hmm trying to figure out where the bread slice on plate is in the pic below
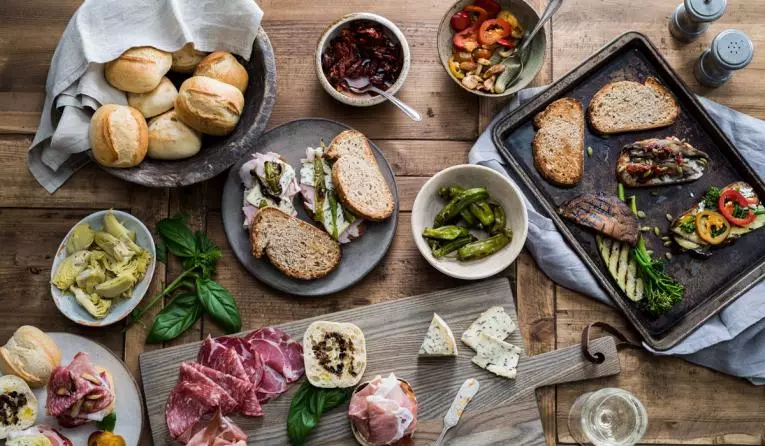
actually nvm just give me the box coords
[325,130,377,166]
[250,207,341,280]
[332,155,394,221]
[532,98,585,186]
[588,76,679,134]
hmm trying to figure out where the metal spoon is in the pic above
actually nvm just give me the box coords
[344,76,422,121]
[502,0,563,88]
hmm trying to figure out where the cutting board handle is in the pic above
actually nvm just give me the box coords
[517,336,621,391]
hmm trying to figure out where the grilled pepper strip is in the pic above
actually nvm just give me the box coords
[718,189,757,226]
[438,185,465,200]
[423,225,470,241]
[263,161,283,196]
[460,208,479,227]
[435,187,489,226]
[489,203,506,234]
[457,232,512,261]
[695,210,731,245]
[433,235,477,258]
[469,202,495,227]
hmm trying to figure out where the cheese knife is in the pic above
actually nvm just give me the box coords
[435,378,480,446]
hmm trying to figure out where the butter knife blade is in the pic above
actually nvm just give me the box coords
[444,378,480,427]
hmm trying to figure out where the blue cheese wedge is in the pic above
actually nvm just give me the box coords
[471,333,522,379]
[461,306,516,351]
[419,313,458,356]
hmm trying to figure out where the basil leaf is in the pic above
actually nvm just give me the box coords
[287,382,352,445]
[146,293,203,344]
[157,214,196,258]
[96,411,117,432]
[155,239,168,264]
[196,279,241,333]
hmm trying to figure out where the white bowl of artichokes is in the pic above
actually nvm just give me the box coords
[50,210,156,327]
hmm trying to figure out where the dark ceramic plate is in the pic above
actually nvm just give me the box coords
[221,118,399,296]
[99,28,277,187]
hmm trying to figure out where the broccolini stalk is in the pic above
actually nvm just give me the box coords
[632,238,684,316]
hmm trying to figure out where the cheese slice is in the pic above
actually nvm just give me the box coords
[471,333,522,379]
[418,313,458,356]
[461,306,516,351]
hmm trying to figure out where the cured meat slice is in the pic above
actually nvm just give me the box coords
[348,374,418,445]
[178,363,238,414]
[166,380,236,440]
[197,335,249,382]
[255,364,287,403]
[7,426,73,446]
[187,362,262,417]
[217,336,265,387]
[246,328,304,383]
[186,408,248,446]
[46,352,114,421]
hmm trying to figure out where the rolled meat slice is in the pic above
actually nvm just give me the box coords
[348,374,418,446]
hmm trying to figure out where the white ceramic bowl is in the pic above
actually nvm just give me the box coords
[316,12,411,107]
[412,164,528,280]
[50,210,156,327]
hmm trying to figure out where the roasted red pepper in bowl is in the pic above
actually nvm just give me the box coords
[478,19,512,45]
[450,10,472,31]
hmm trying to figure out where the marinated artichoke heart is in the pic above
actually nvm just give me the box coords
[52,250,91,290]
[76,266,106,293]
[66,223,95,254]
[95,272,136,299]
[71,286,112,319]
[95,231,135,263]
[104,210,141,250]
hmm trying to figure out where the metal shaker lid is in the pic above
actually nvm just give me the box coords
[711,29,754,70]
[684,0,726,22]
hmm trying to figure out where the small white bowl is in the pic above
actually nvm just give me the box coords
[50,210,156,327]
[316,12,411,107]
[412,164,528,280]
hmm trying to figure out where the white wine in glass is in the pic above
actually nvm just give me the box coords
[567,388,648,446]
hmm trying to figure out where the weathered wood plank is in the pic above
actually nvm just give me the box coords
[555,287,765,445]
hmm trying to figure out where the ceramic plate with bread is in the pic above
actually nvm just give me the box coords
[90,29,276,187]
[221,118,399,296]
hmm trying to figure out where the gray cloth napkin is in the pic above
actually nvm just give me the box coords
[470,86,765,385]
[28,0,264,193]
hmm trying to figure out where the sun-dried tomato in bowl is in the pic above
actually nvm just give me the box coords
[321,20,404,93]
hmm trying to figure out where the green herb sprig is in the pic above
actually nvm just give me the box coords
[632,237,685,316]
[127,214,241,343]
[287,381,352,445]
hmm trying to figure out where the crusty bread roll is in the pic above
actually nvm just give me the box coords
[127,76,178,118]
[104,46,172,93]
[175,76,245,136]
[194,51,249,92]
[89,104,149,168]
[303,321,366,388]
[171,43,209,73]
[0,326,61,388]
[147,110,202,160]
[0,375,37,439]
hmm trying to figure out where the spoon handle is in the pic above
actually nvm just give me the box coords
[370,86,422,121]
[519,0,563,54]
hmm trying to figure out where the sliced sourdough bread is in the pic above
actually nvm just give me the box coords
[325,130,377,166]
[332,155,395,221]
[588,76,679,134]
[250,207,341,280]
[532,98,585,186]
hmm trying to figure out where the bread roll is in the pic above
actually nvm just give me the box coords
[127,76,178,118]
[171,43,209,73]
[175,76,245,136]
[194,51,249,92]
[89,104,149,168]
[148,110,202,160]
[104,46,172,93]
[0,326,61,388]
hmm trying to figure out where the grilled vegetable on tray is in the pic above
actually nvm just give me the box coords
[558,193,639,245]
[616,137,710,186]
[670,181,765,254]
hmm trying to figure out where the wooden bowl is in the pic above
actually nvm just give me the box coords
[437,0,545,97]
[99,28,277,187]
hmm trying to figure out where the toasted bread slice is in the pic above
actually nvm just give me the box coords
[250,207,341,280]
[588,77,679,134]
[532,98,585,186]
[325,130,377,166]
[332,156,394,221]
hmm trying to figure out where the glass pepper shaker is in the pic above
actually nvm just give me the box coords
[669,0,727,42]
[695,29,754,87]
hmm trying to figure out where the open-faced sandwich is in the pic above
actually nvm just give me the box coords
[240,152,300,229]
[6,425,72,446]
[671,182,765,255]
[616,137,710,187]
[46,352,115,427]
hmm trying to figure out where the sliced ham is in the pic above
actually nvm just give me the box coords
[187,362,262,417]
[217,336,265,387]
[186,408,248,446]
[246,328,304,383]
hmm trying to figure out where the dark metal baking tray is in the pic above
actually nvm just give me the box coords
[491,31,765,350]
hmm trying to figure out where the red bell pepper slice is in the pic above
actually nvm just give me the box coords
[718,189,757,226]
[478,19,512,45]
[473,0,501,17]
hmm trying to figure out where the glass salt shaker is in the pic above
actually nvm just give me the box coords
[695,29,754,87]
[669,0,726,42]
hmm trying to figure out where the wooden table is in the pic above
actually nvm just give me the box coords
[1,0,764,444]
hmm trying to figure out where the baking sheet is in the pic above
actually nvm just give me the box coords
[491,32,765,350]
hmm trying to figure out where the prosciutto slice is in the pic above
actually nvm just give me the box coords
[166,380,236,440]
[186,409,248,446]
[254,364,287,403]
[217,336,265,387]
[187,362,262,417]
[178,363,238,414]
[45,352,115,426]
[197,336,249,382]
[246,328,305,383]
[348,374,418,446]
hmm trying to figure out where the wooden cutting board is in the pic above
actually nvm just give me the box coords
[140,278,620,445]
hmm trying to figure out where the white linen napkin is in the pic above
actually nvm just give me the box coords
[28,0,264,193]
